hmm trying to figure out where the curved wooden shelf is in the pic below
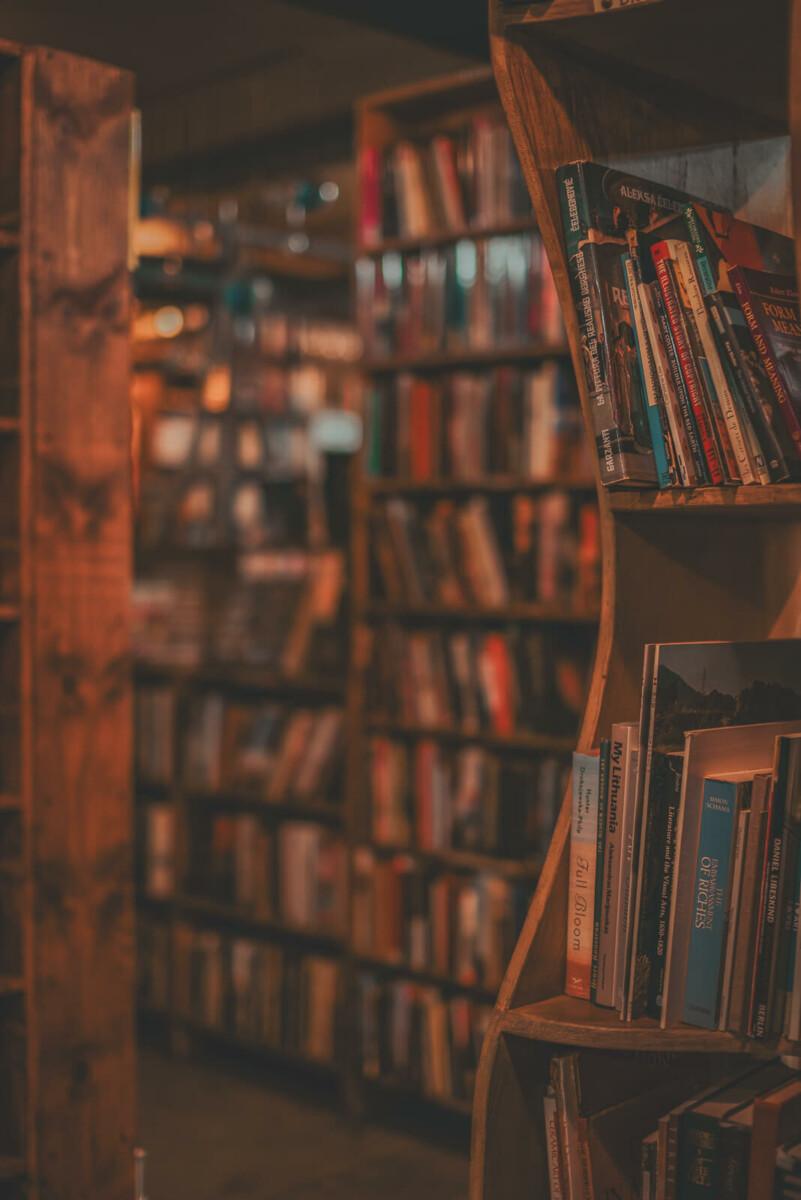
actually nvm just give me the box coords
[363,343,570,374]
[357,215,539,258]
[471,4,801,1200]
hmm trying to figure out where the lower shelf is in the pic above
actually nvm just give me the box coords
[353,953,498,1002]
[364,1072,473,1118]
[501,993,801,1057]
[174,1015,340,1076]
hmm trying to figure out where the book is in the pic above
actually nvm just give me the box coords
[729,266,801,460]
[556,160,723,484]
[543,1087,567,1200]
[660,720,801,1030]
[591,739,614,1006]
[717,805,750,1032]
[612,722,639,1012]
[566,751,601,1000]
[628,639,801,1023]
[727,771,774,1035]
[743,1077,801,1200]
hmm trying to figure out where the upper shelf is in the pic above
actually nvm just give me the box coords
[609,484,801,517]
[496,0,790,134]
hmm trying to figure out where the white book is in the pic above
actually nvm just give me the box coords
[543,1089,565,1200]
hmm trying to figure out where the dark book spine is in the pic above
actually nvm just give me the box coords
[719,1123,750,1200]
[706,294,786,483]
[631,750,683,1021]
[652,246,724,483]
[654,285,710,484]
[679,1112,721,1199]
[556,163,654,485]
[590,738,611,1003]
[729,266,801,455]
[749,741,788,1039]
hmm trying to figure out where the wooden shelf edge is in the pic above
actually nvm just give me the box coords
[365,475,595,496]
[610,484,801,515]
[185,788,344,824]
[363,343,571,374]
[365,718,576,754]
[353,952,498,1002]
[358,216,539,258]
[359,840,542,879]
[176,895,346,950]
[175,1015,341,1076]
[362,601,600,625]
[501,994,790,1056]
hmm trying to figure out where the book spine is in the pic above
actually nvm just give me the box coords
[556,163,655,485]
[641,1137,656,1200]
[614,737,639,1013]
[678,1112,720,1199]
[599,728,627,1009]
[590,738,611,1003]
[566,753,600,1000]
[682,203,716,297]
[730,266,801,456]
[718,1123,750,1200]
[749,745,787,1039]
[718,808,749,1031]
[639,280,694,487]
[623,252,672,487]
[653,281,710,484]
[675,241,754,483]
[652,245,724,484]
[705,295,773,485]
[551,1056,584,1200]
[787,849,801,1040]
[681,777,738,1030]
[543,1090,566,1200]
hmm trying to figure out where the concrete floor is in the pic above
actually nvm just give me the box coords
[138,1046,469,1200]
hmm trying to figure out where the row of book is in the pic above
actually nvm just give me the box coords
[370,493,601,610]
[183,695,344,806]
[358,972,493,1106]
[559,159,801,487]
[355,234,564,360]
[567,637,801,1042]
[543,1048,801,1200]
[366,624,594,737]
[351,848,530,991]
[173,923,340,1064]
[358,116,531,245]
[364,363,590,482]
[187,818,347,937]
[148,409,318,479]
[368,736,567,859]
[141,803,175,899]
[135,358,363,421]
[134,554,345,674]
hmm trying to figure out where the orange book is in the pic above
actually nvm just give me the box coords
[410,380,433,481]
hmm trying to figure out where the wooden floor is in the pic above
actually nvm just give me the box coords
[137,1046,469,1200]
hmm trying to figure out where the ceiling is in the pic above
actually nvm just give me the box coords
[0,0,484,170]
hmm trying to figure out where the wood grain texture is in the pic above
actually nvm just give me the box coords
[471,3,801,1198]
[25,46,135,1200]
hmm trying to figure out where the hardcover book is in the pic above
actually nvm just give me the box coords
[628,639,801,1022]
[566,751,601,1000]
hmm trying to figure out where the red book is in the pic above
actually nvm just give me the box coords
[358,144,382,247]
[652,240,724,484]
[410,380,435,480]
[415,741,435,851]
[482,633,515,737]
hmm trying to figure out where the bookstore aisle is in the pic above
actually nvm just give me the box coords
[138,1047,468,1200]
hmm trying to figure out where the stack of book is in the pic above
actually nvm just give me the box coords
[213,550,346,677]
[368,736,566,859]
[351,849,530,991]
[173,923,340,1065]
[541,1049,801,1200]
[358,971,493,1107]
[185,812,273,915]
[558,160,801,487]
[365,364,589,482]
[356,233,564,360]
[567,638,801,1040]
[358,114,531,244]
[183,694,344,807]
[367,624,595,737]
[135,685,175,784]
[370,493,600,610]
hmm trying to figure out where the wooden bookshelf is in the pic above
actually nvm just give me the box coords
[471,3,801,1198]
[0,40,135,1200]
[350,67,600,1121]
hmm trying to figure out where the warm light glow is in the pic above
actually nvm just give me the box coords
[153,306,184,338]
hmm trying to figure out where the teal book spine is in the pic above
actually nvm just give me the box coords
[622,251,671,488]
[590,738,611,1002]
[682,776,738,1029]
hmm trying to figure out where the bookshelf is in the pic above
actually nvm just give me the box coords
[0,41,134,1200]
[470,2,801,1198]
[350,68,601,1118]
[132,186,356,1091]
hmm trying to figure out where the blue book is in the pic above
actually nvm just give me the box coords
[682,776,742,1029]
